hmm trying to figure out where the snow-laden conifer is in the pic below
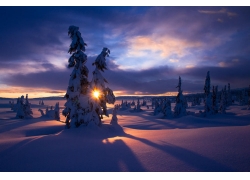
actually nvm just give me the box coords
[16,94,33,119]
[24,94,33,118]
[173,76,186,117]
[212,85,219,113]
[62,26,89,128]
[153,100,161,115]
[204,71,213,116]
[88,47,116,124]
[227,83,232,106]
[40,102,60,120]
[219,86,227,113]
[110,105,118,125]
[16,96,25,119]
[131,99,135,106]
[162,98,172,118]
[54,102,60,121]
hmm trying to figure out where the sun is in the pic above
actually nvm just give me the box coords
[93,91,99,98]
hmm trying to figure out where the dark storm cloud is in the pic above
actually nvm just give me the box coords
[0,7,118,62]
[2,68,71,90]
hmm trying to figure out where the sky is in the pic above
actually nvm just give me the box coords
[0,4,250,98]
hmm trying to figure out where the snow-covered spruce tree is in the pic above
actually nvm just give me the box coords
[131,99,135,106]
[162,98,172,118]
[153,99,161,115]
[173,76,186,117]
[54,102,60,121]
[136,98,141,111]
[16,94,33,119]
[212,85,219,113]
[24,94,33,118]
[88,47,116,124]
[62,26,89,128]
[151,98,155,109]
[110,105,118,125]
[204,71,213,116]
[219,86,226,113]
[227,83,232,106]
[16,96,25,119]
[239,89,248,105]
[9,100,16,111]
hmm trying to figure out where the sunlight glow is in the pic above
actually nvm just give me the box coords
[93,91,100,98]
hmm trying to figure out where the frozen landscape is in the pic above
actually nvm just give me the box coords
[1,6,250,174]
[0,98,250,172]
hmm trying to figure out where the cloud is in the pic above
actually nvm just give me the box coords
[198,8,238,17]
[115,35,203,70]
[217,18,224,23]
[1,55,250,97]
[128,36,202,58]
[1,7,250,97]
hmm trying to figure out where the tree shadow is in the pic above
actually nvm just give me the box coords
[123,133,235,172]
[0,122,245,172]
[0,116,63,134]
[0,124,146,172]
[121,110,250,130]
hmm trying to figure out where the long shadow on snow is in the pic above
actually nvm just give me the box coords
[124,133,235,172]
[121,111,250,130]
[0,124,146,172]
[0,116,64,134]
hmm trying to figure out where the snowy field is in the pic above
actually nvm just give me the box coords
[0,99,250,172]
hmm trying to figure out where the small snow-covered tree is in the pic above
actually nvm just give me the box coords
[212,85,219,113]
[110,105,118,125]
[54,102,60,121]
[9,100,15,111]
[162,98,172,118]
[16,96,25,119]
[239,89,248,105]
[204,71,213,116]
[153,99,161,115]
[136,99,141,111]
[131,99,135,106]
[142,99,147,106]
[16,94,33,119]
[219,86,227,113]
[151,98,155,109]
[24,94,33,118]
[38,109,45,116]
[173,76,186,117]
[40,102,60,120]
[62,25,89,128]
[227,83,232,106]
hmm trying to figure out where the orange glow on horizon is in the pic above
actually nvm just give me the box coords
[0,86,65,98]
[0,86,199,99]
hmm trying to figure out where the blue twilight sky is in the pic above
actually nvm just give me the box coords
[0,6,250,98]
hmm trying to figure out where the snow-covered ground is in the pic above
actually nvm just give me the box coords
[0,99,250,172]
